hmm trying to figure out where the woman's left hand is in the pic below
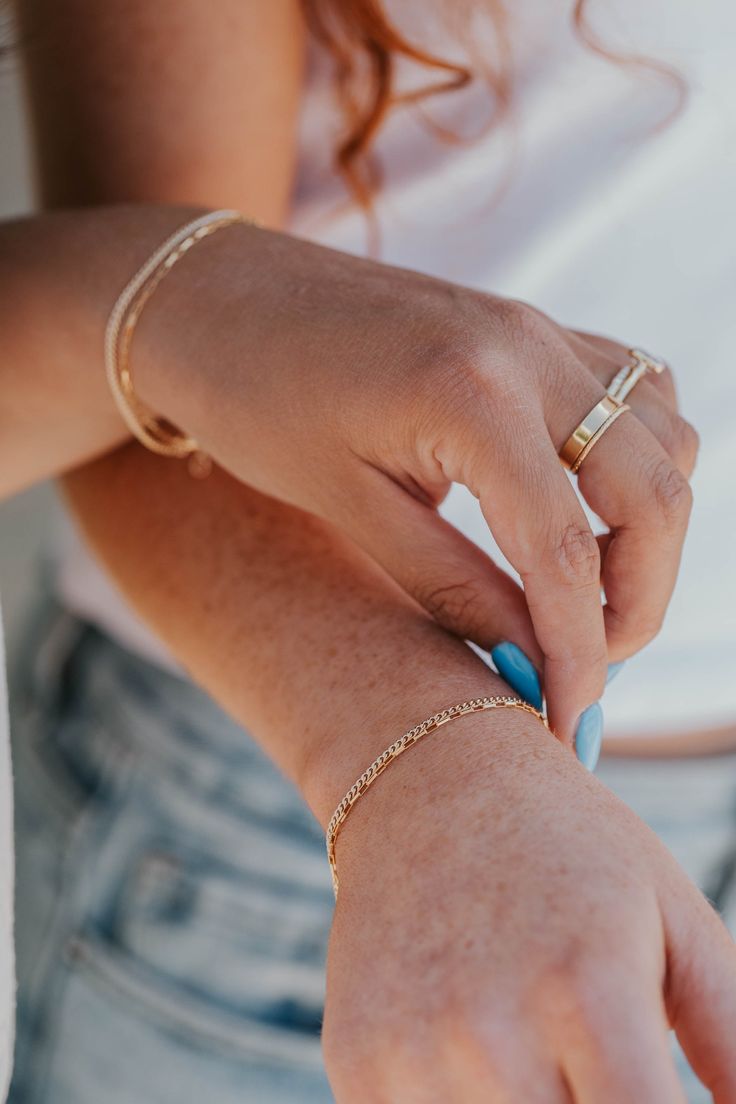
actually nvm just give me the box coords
[323,709,736,1103]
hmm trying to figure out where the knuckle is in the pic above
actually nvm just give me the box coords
[493,298,550,361]
[420,329,494,427]
[494,296,550,336]
[649,458,693,528]
[416,576,485,636]
[551,523,601,586]
[399,296,485,395]
[426,297,548,437]
[418,328,476,392]
[495,296,533,331]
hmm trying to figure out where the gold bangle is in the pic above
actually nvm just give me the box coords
[105,210,253,475]
[325,696,548,898]
[559,394,629,474]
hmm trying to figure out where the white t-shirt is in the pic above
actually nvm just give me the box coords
[58,0,736,735]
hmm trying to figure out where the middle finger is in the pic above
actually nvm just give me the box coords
[541,352,692,663]
[568,333,699,477]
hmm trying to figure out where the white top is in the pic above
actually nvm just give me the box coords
[57,0,736,734]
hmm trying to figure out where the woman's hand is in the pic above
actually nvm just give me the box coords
[65,436,730,1101]
[136,223,699,740]
[323,710,736,1103]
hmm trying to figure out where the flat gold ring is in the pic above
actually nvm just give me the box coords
[607,347,667,403]
[559,394,630,474]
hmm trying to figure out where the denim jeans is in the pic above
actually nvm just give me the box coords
[8,603,736,1102]
[8,606,335,1103]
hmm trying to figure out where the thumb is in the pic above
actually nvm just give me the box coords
[664,883,736,1101]
[331,463,542,670]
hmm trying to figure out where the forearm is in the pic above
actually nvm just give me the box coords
[18,0,510,818]
[0,204,204,496]
[14,0,304,220]
[62,446,522,827]
[8,0,303,495]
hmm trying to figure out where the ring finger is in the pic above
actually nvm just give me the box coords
[569,330,678,408]
[567,332,699,477]
[542,353,692,662]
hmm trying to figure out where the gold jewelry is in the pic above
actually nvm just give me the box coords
[607,347,667,404]
[559,394,629,474]
[326,696,548,898]
[105,210,252,475]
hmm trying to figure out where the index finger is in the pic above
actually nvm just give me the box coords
[471,413,609,742]
[576,412,693,659]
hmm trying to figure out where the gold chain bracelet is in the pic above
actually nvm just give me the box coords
[105,209,253,476]
[326,696,548,898]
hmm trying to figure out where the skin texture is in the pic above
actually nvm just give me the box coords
[13,0,700,741]
[0,205,204,492]
[0,203,698,742]
[65,449,736,1103]
[8,0,735,1098]
[131,229,699,746]
[0,206,717,752]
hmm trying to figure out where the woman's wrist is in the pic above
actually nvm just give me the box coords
[0,204,206,494]
[299,661,522,831]
[131,218,262,438]
[325,696,548,898]
[323,704,552,905]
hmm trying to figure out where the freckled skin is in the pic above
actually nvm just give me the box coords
[11,0,729,1097]
[10,0,699,745]
[65,449,736,1102]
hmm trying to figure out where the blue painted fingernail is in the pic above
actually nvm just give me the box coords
[606,661,626,685]
[490,642,543,711]
[575,702,604,771]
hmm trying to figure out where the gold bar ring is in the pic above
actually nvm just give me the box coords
[559,394,630,474]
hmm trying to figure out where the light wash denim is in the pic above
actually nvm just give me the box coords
[8,605,335,1103]
[8,603,736,1102]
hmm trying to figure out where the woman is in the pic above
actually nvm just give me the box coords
[2,0,735,1101]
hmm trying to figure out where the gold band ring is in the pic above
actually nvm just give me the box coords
[560,394,630,474]
[607,347,667,403]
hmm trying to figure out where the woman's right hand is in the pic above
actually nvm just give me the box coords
[136,222,699,741]
[322,708,736,1102]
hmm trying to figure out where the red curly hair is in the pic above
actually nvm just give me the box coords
[301,0,683,208]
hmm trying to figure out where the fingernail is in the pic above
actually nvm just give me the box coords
[606,661,626,685]
[575,702,604,771]
[490,642,543,711]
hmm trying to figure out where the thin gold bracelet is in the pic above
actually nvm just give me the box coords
[326,696,548,898]
[105,209,253,476]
